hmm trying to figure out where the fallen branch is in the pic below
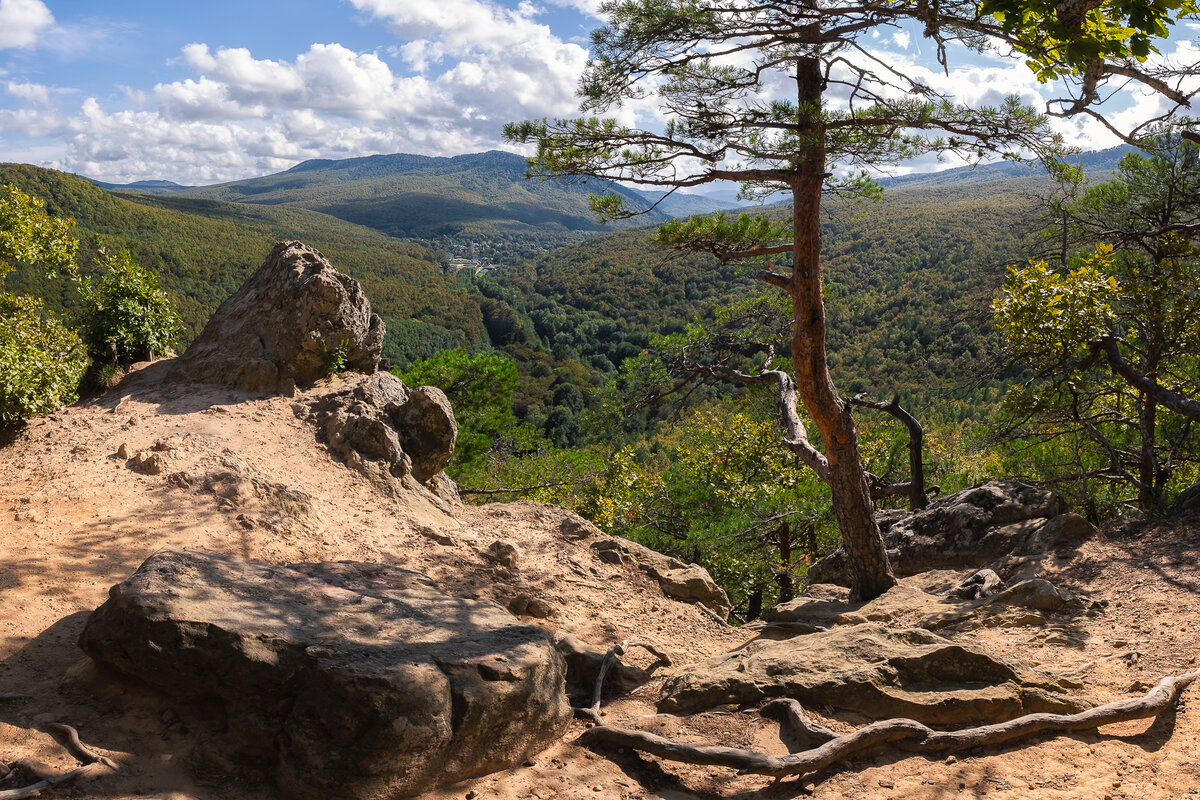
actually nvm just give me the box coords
[1058,651,1139,678]
[0,723,118,800]
[743,621,828,636]
[0,762,108,800]
[578,668,1199,780]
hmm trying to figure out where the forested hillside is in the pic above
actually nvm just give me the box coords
[0,163,485,364]
[479,176,1051,415]
[165,151,727,255]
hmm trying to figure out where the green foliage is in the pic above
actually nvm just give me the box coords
[592,402,837,616]
[981,0,1197,80]
[0,294,87,424]
[317,338,349,381]
[993,127,1200,512]
[0,183,77,281]
[993,247,1119,359]
[396,348,520,477]
[0,183,87,424]
[77,248,183,364]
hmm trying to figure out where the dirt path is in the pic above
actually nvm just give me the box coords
[1,368,1197,799]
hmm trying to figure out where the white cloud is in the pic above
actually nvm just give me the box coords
[0,79,61,136]
[0,0,53,49]
[543,0,603,16]
[348,0,588,118]
[892,31,910,50]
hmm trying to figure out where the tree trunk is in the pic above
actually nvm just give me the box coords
[789,55,896,602]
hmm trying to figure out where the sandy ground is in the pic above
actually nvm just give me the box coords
[1,365,1198,800]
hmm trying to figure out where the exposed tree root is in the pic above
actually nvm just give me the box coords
[0,723,118,800]
[578,668,1199,780]
[575,640,672,725]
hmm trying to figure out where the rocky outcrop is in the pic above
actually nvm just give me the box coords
[79,548,571,800]
[591,537,731,619]
[658,622,1086,724]
[809,482,1096,586]
[171,241,384,393]
[307,372,456,490]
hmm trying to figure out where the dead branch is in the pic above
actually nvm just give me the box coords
[0,763,108,800]
[849,393,927,510]
[578,668,1199,780]
[1058,651,1140,678]
[0,723,118,800]
[743,621,828,636]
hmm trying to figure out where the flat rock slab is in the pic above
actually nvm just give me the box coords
[658,622,1086,725]
[765,580,1080,631]
[79,548,571,799]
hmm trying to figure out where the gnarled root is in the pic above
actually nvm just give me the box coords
[0,723,118,800]
[575,640,672,724]
[578,668,1199,780]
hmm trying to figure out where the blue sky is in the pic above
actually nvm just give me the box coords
[0,0,1196,185]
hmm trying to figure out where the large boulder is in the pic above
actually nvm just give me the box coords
[307,372,457,488]
[171,241,384,393]
[591,537,731,619]
[658,622,1086,724]
[808,482,1095,585]
[79,549,570,800]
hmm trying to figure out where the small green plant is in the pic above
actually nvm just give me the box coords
[318,338,349,381]
[0,293,88,424]
[0,184,86,425]
[77,248,183,365]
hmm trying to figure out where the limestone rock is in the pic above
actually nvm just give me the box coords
[171,242,384,393]
[985,578,1078,612]
[809,482,1095,585]
[78,548,571,800]
[308,372,456,488]
[591,538,730,619]
[658,622,1086,724]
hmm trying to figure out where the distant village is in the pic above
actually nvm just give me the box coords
[447,242,501,274]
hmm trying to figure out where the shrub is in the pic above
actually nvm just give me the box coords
[0,293,88,424]
[78,249,182,364]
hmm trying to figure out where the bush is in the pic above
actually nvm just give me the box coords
[0,293,88,424]
[78,249,182,364]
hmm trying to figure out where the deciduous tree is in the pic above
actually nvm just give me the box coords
[994,126,1200,511]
